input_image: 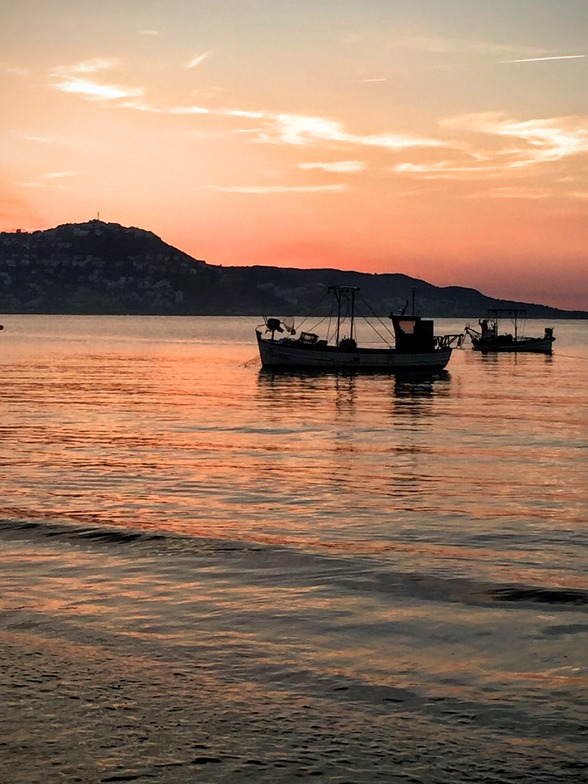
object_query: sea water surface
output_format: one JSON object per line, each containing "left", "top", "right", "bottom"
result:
{"left": 0, "top": 315, "right": 587, "bottom": 783}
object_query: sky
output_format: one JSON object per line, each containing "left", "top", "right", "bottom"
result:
{"left": 1, "top": 0, "right": 587, "bottom": 310}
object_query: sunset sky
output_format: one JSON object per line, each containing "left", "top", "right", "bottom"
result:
{"left": 1, "top": 0, "right": 587, "bottom": 310}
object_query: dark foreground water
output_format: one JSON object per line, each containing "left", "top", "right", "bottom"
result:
{"left": 1, "top": 315, "right": 587, "bottom": 783}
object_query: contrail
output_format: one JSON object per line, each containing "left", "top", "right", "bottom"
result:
{"left": 186, "top": 51, "right": 212, "bottom": 69}
{"left": 500, "top": 54, "right": 585, "bottom": 64}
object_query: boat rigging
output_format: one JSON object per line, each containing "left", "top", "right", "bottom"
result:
{"left": 465, "top": 309, "right": 555, "bottom": 354}
{"left": 256, "top": 285, "right": 463, "bottom": 372}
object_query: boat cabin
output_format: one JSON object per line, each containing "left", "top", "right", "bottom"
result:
{"left": 391, "top": 316, "right": 436, "bottom": 352}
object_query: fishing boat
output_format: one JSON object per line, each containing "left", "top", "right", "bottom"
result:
{"left": 255, "top": 286, "right": 463, "bottom": 371}
{"left": 464, "top": 309, "right": 555, "bottom": 353}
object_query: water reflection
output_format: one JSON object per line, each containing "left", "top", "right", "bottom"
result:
{"left": 478, "top": 352, "right": 555, "bottom": 368}
{"left": 393, "top": 370, "right": 451, "bottom": 397}
{"left": 251, "top": 369, "right": 458, "bottom": 514}
{"left": 256, "top": 368, "right": 452, "bottom": 426}
{"left": 257, "top": 368, "right": 451, "bottom": 398}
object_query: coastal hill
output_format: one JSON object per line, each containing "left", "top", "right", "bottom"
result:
{"left": 1, "top": 220, "right": 586, "bottom": 318}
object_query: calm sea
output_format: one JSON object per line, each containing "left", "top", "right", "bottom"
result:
{"left": 1, "top": 315, "right": 587, "bottom": 783}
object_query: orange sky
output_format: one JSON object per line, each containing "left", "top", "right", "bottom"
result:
{"left": 1, "top": 1, "right": 587, "bottom": 310}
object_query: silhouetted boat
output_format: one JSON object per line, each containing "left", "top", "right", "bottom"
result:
{"left": 256, "top": 286, "right": 463, "bottom": 371}
{"left": 465, "top": 309, "right": 555, "bottom": 353}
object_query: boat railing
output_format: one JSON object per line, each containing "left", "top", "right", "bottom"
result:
{"left": 435, "top": 333, "right": 465, "bottom": 349}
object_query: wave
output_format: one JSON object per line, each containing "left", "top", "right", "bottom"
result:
{"left": 490, "top": 585, "right": 588, "bottom": 605}
{"left": 2, "top": 517, "right": 587, "bottom": 610}
{"left": 0, "top": 518, "right": 257, "bottom": 551}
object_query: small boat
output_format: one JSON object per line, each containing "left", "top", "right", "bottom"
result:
{"left": 256, "top": 286, "right": 463, "bottom": 371}
{"left": 465, "top": 309, "right": 555, "bottom": 353}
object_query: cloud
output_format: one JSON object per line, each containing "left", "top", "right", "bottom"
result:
{"left": 259, "top": 113, "right": 443, "bottom": 150}
{"left": 20, "top": 134, "right": 55, "bottom": 143}
{"left": 389, "top": 112, "right": 588, "bottom": 193}
{"left": 393, "top": 161, "right": 489, "bottom": 179}
{"left": 476, "top": 187, "right": 553, "bottom": 200}
{"left": 444, "top": 112, "right": 588, "bottom": 164}
{"left": 52, "top": 77, "right": 144, "bottom": 100}
{"left": 58, "top": 58, "right": 120, "bottom": 74}
{"left": 204, "top": 184, "right": 347, "bottom": 194}
{"left": 44, "top": 59, "right": 443, "bottom": 152}
{"left": 40, "top": 171, "right": 79, "bottom": 179}
{"left": 43, "top": 58, "right": 587, "bottom": 197}
{"left": 92, "top": 91, "right": 443, "bottom": 153}
{"left": 186, "top": 51, "right": 213, "bottom": 69}
{"left": 17, "top": 171, "right": 80, "bottom": 189}
{"left": 224, "top": 109, "right": 266, "bottom": 119}
{"left": 168, "top": 104, "right": 210, "bottom": 115}
{"left": 1, "top": 63, "right": 28, "bottom": 77}
{"left": 50, "top": 59, "right": 144, "bottom": 101}
{"left": 298, "top": 161, "right": 366, "bottom": 173}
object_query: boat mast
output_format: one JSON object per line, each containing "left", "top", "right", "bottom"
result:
{"left": 489, "top": 308, "right": 500, "bottom": 335}
{"left": 350, "top": 287, "right": 356, "bottom": 342}
{"left": 329, "top": 286, "right": 358, "bottom": 344}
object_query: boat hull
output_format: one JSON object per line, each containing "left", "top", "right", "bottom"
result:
{"left": 471, "top": 336, "right": 555, "bottom": 353}
{"left": 257, "top": 333, "right": 452, "bottom": 371}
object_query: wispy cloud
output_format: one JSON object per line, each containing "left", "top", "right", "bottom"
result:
{"left": 116, "top": 102, "right": 444, "bottom": 151}
{"left": 444, "top": 112, "right": 588, "bottom": 164}
{"left": 168, "top": 104, "right": 210, "bottom": 115}
{"left": 298, "top": 161, "right": 366, "bottom": 173}
{"left": 58, "top": 58, "right": 119, "bottom": 74}
{"left": 50, "top": 59, "right": 144, "bottom": 101}
{"left": 393, "top": 161, "right": 489, "bottom": 179}
{"left": 1, "top": 63, "right": 28, "bottom": 77}
{"left": 186, "top": 51, "right": 213, "bottom": 69}
{"left": 53, "top": 78, "right": 144, "bottom": 100}
{"left": 40, "top": 171, "right": 79, "bottom": 179}
{"left": 17, "top": 172, "right": 79, "bottom": 188}
{"left": 476, "top": 186, "right": 553, "bottom": 200}
{"left": 108, "top": 94, "right": 444, "bottom": 153}
{"left": 43, "top": 57, "right": 588, "bottom": 197}
{"left": 390, "top": 112, "right": 588, "bottom": 187}
{"left": 204, "top": 184, "right": 347, "bottom": 194}
{"left": 259, "top": 113, "right": 443, "bottom": 150}
{"left": 20, "top": 134, "right": 55, "bottom": 143}
{"left": 45, "top": 58, "right": 442, "bottom": 151}
{"left": 224, "top": 109, "right": 266, "bottom": 119}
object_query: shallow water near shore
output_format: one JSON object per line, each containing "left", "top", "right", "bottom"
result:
{"left": 1, "top": 315, "right": 587, "bottom": 782}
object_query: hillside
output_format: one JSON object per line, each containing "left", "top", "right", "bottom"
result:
{"left": 1, "top": 220, "right": 586, "bottom": 318}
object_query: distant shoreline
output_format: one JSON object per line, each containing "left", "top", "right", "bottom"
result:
{"left": 2, "top": 221, "right": 586, "bottom": 318}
